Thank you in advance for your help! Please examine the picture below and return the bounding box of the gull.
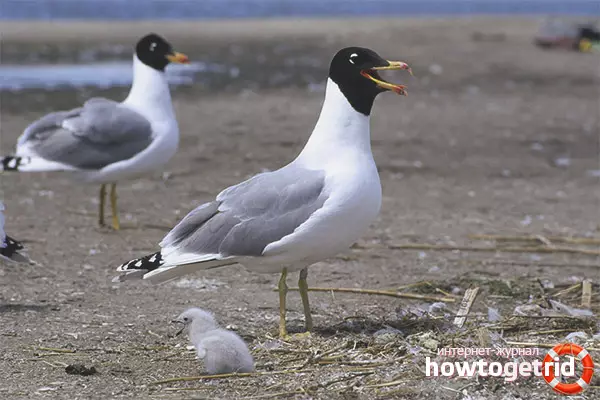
[0,202,29,263]
[172,307,254,374]
[0,33,189,230]
[115,47,411,337]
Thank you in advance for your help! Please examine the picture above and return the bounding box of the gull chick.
[173,308,254,374]
[1,33,189,230]
[0,202,29,263]
[116,47,411,337]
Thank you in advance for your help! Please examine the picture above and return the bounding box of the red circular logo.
[542,343,594,395]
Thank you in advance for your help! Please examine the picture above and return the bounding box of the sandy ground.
[0,18,599,400]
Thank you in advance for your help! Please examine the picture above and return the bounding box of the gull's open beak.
[361,61,412,96]
[166,52,190,64]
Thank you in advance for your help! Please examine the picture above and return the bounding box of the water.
[1,0,597,92]
[1,0,599,20]
[0,62,238,91]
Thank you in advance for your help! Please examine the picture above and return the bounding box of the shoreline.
[0,16,550,42]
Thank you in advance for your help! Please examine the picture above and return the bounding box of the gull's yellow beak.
[361,61,412,96]
[166,52,190,64]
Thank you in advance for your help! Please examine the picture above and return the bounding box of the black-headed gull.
[1,33,189,230]
[116,47,411,337]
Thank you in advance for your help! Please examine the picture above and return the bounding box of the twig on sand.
[240,390,305,399]
[552,283,583,298]
[284,287,455,303]
[529,329,579,336]
[510,315,590,320]
[299,341,349,369]
[35,347,76,353]
[365,379,410,389]
[313,371,373,389]
[41,360,69,368]
[453,287,480,328]
[469,234,600,246]
[480,259,600,269]
[389,243,600,256]
[582,280,592,308]
[151,368,316,385]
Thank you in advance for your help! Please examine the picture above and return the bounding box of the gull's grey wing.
[160,166,327,257]
[18,98,153,169]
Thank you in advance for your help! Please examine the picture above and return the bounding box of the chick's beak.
[170,320,184,337]
[166,52,190,64]
[361,60,412,96]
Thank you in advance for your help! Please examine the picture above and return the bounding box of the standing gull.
[0,202,28,263]
[1,33,189,230]
[115,47,411,337]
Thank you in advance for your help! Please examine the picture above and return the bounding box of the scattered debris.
[487,307,501,322]
[453,287,480,328]
[581,279,592,308]
[548,299,593,317]
[535,19,600,52]
[65,364,98,376]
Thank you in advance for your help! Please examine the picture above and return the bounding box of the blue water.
[1,0,599,20]
[0,62,238,91]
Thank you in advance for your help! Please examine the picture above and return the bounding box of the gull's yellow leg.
[98,184,106,227]
[298,267,313,332]
[110,183,120,231]
[278,268,288,338]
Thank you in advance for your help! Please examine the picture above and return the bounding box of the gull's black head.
[135,33,189,72]
[329,47,411,116]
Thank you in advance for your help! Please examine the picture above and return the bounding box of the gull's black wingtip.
[117,251,163,272]
[1,156,29,171]
[1,235,25,258]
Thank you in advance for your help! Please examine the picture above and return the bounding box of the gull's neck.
[123,55,175,120]
[296,78,372,166]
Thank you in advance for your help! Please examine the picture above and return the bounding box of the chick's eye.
[183,317,189,321]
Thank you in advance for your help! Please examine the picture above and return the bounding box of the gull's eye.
[349,53,358,64]
[150,42,157,51]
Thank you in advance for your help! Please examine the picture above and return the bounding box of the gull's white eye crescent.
[349,53,358,64]
[150,42,157,51]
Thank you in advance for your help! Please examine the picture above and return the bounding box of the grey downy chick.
[173,307,254,374]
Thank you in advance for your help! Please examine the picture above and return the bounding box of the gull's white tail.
[114,251,236,284]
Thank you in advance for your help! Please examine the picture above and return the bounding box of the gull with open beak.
[1,33,189,230]
[115,47,412,338]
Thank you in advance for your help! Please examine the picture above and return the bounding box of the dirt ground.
[0,18,599,400]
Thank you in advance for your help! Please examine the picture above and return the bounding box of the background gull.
[0,202,29,263]
[115,47,411,337]
[172,307,254,374]
[0,33,189,230]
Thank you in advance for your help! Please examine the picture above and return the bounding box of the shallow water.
[0,61,239,91]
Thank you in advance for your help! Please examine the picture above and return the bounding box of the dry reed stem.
[285,287,455,302]
[389,243,600,256]
[469,234,600,245]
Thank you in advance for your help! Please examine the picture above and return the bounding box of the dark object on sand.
[65,364,98,376]
[535,20,600,52]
